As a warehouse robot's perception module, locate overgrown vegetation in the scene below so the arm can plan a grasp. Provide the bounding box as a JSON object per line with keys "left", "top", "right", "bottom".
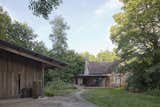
{"left": 45, "top": 80, "right": 77, "bottom": 96}
{"left": 83, "top": 88, "right": 160, "bottom": 107}
{"left": 145, "top": 89, "right": 160, "bottom": 97}
{"left": 45, "top": 50, "right": 85, "bottom": 84}
{"left": 111, "top": 0, "right": 160, "bottom": 92}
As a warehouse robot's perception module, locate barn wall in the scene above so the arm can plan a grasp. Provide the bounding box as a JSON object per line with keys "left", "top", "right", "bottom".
{"left": 0, "top": 50, "right": 43, "bottom": 98}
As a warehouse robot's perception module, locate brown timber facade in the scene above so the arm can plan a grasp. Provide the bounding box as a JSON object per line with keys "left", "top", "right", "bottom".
{"left": 0, "top": 40, "right": 66, "bottom": 99}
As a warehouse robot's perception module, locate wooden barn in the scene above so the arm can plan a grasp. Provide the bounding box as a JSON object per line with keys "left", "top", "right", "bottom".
{"left": 0, "top": 40, "right": 66, "bottom": 99}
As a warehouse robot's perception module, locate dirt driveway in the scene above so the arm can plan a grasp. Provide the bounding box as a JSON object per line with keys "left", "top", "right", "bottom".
{"left": 0, "top": 89, "right": 97, "bottom": 107}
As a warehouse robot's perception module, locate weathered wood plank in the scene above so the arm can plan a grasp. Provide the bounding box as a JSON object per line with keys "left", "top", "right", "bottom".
{"left": 0, "top": 51, "right": 43, "bottom": 98}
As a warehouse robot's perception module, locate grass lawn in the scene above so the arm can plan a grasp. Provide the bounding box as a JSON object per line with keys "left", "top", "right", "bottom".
{"left": 82, "top": 88, "right": 160, "bottom": 107}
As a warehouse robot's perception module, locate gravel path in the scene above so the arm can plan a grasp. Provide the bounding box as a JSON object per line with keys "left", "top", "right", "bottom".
{"left": 0, "top": 89, "right": 97, "bottom": 107}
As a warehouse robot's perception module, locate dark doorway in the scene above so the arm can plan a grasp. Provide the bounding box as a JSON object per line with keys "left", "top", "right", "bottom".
{"left": 18, "top": 74, "right": 21, "bottom": 94}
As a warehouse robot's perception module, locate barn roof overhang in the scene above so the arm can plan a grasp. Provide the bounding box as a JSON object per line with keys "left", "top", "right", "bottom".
{"left": 0, "top": 40, "right": 67, "bottom": 69}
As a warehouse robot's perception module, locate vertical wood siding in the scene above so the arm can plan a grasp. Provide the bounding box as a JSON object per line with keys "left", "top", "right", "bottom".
{"left": 0, "top": 51, "right": 43, "bottom": 98}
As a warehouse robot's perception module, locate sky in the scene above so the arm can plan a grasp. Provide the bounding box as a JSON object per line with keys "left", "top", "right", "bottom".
{"left": 0, "top": 0, "right": 123, "bottom": 55}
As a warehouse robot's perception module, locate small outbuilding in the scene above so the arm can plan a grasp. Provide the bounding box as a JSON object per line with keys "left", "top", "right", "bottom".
{"left": 0, "top": 40, "right": 66, "bottom": 99}
{"left": 75, "top": 60, "right": 127, "bottom": 88}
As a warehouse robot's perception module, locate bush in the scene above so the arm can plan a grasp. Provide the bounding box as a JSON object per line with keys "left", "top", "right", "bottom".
{"left": 145, "top": 88, "right": 160, "bottom": 97}
{"left": 126, "top": 73, "right": 146, "bottom": 92}
{"left": 44, "top": 80, "right": 77, "bottom": 96}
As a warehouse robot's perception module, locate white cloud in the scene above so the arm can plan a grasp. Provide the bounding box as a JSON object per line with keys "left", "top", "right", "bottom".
{"left": 94, "top": 0, "right": 123, "bottom": 17}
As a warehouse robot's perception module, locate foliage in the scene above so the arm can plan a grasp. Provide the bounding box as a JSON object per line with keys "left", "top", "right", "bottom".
{"left": 44, "top": 80, "right": 76, "bottom": 96}
{"left": 97, "top": 50, "right": 118, "bottom": 62}
{"left": 111, "top": 0, "right": 160, "bottom": 91}
{"left": 81, "top": 51, "right": 96, "bottom": 61}
{"left": 45, "top": 50, "right": 85, "bottom": 83}
{"left": 50, "top": 15, "right": 69, "bottom": 55}
{"left": 8, "top": 21, "right": 37, "bottom": 49}
{"left": 33, "top": 41, "right": 49, "bottom": 55}
{"left": 44, "top": 16, "right": 85, "bottom": 84}
{"left": 0, "top": 7, "right": 39, "bottom": 49}
{"left": 0, "top": 6, "right": 11, "bottom": 40}
{"left": 81, "top": 50, "right": 118, "bottom": 62}
{"left": 145, "top": 88, "right": 160, "bottom": 97}
{"left": 29, "top": 0, "right": 62, "bottom": 19}
{"left": 83, "top": 88, "right": 160, "bottom": 107}
{"left": 0, "top": 7, "right": 51, "bottom": 58}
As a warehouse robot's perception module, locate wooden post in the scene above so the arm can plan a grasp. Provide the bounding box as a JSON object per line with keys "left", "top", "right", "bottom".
{"left": 41, "top": 65, "right": 45, "bottom": 97}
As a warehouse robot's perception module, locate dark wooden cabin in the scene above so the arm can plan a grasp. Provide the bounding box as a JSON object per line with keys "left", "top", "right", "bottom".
{"left": 75, "top": 60, "right": 128, "bottom": 88}
{"left": 0, "top": 40, "right": 66, "bottom": 99}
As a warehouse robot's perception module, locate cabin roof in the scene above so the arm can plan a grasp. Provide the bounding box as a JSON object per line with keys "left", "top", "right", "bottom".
{"left": 78, "top": 61, "right": 119, "bottom": 77}
{"left": 87, "top": 61, "right": 119, "bottom": 75}
{"left": 0, "top": 40, "right": 67, "bottom": 68}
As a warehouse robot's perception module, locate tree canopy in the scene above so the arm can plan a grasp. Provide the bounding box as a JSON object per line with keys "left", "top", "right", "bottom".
{"left": 97, "top": 51, "right": 118, "bottom": 62}
{"left": 8, "top": 21, "right": 37, "bottom": 49}
{"left": 81, "top": 51, "right": 118, "bottom": 62}
{"left": 111, "top": 0, "right": 160, "bottom": 91}
{"left": 29, "top": 0, "right": 62, "bottom": 19}
{"left": 0, "top": 7, "right": 39, "bottom": 49}
{"left": 81, "top": 51, "right": 96, "bottom": 62}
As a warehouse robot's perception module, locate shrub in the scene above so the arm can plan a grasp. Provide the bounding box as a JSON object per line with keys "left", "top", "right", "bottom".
{"left": 145, "top": 88, "right": 160, "bottom": 97}
{"left": 44, "top": 80, "right": 77, "bottom": 96}
{"left": 126, "top": 73, "right": 146, "bottom": 92}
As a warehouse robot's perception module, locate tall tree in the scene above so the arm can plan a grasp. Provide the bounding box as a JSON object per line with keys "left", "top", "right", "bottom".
{"left": 43, "top": 15, "right": 85, "bottom": 84}
{"left": 111, "top": 0, "right": 160, "bottom": 90}
{"left": 49, "top": 16, "right": 69, "bottom": 55}
{"left": 29, "top": 0, "right": 62, "bottom": 19}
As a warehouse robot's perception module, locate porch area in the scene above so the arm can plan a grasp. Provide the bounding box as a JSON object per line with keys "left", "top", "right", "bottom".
{"left": 75, "top": 75, "right": 110, "bottom": 87}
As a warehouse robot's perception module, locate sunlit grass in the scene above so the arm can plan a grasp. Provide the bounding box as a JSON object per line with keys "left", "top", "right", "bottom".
{"left": 83, "top": 88, "right": 160, "bottom": 107}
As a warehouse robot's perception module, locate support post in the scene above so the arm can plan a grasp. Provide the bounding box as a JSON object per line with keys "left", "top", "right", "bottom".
{"left": 42, "top": 65, "right": 45, "bottom": 97}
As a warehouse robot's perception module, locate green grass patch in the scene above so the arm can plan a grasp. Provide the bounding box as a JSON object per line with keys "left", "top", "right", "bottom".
{"left": 82, "top": 88, "right": 160, "bottom": 107}
{"left": 44, "top": 80, "right": 77, "bottom": 96}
